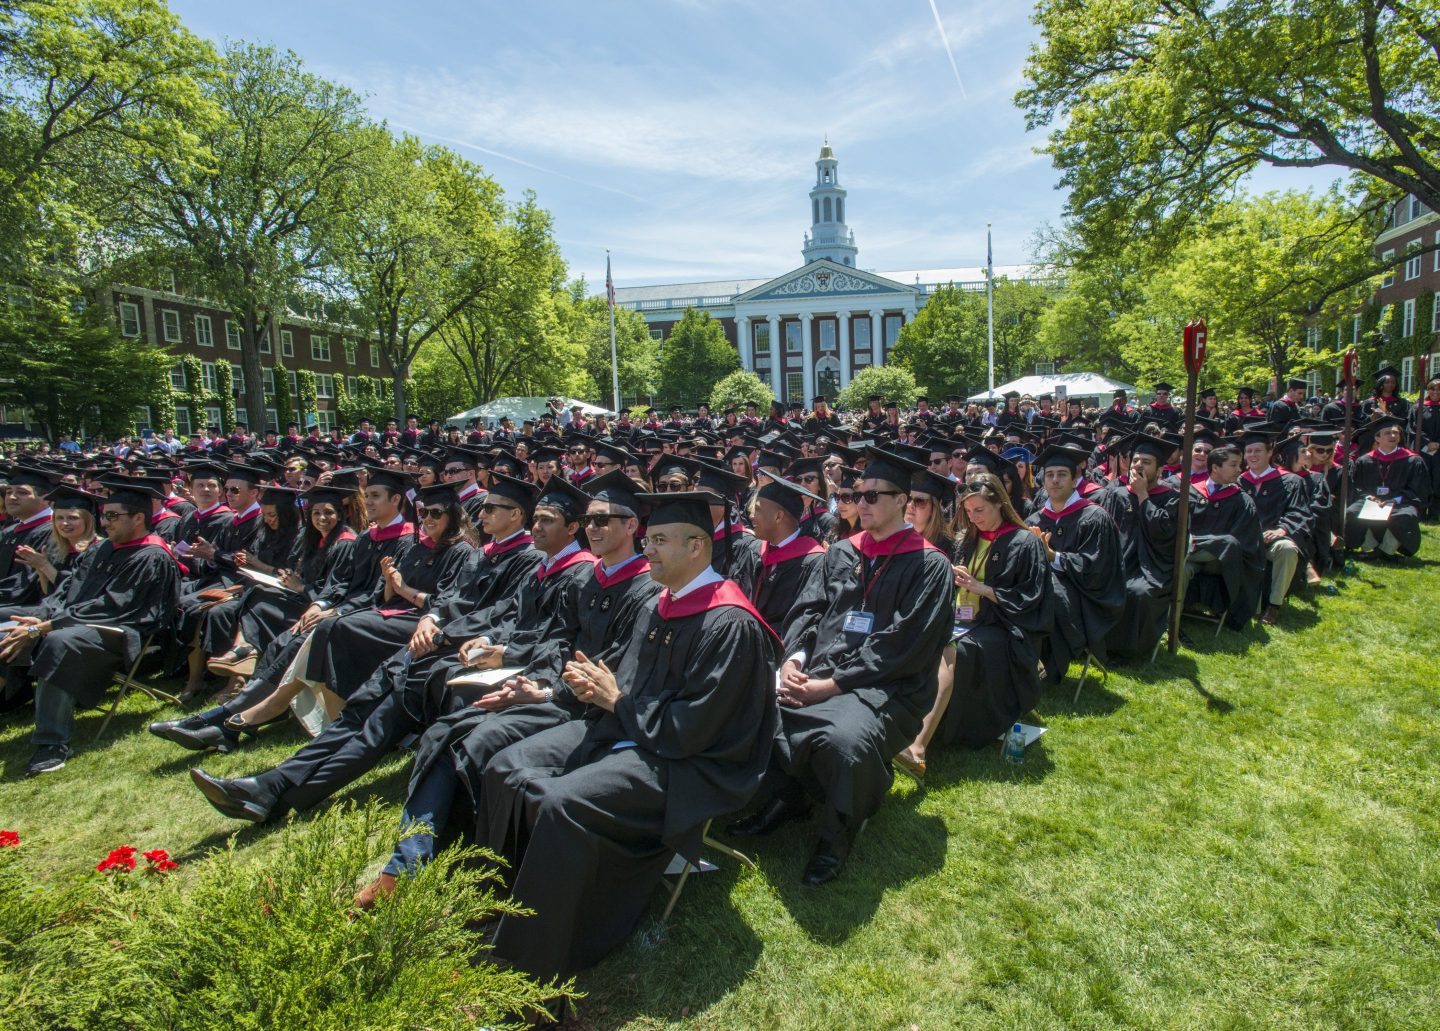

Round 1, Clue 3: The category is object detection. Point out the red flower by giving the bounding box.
[142,848,169,864]
[97,846,138,873]
[0,830,18,848]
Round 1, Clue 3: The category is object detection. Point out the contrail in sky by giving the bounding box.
[927,0,969,100]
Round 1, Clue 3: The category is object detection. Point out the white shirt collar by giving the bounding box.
[541,537,581,570]
[383,512,405,528]
[672,564,723,599]
[457,481,480,499]
[20,507,53,525]
[775,528,801,549]
[1043,490,1082,513]
[494,527,526,545]
[601,551,643,576]
[236,501,261,519]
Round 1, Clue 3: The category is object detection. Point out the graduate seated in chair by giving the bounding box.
[1237,428,1313,625]
[476,489,778,980]
[1344,416,1430,559]
[728,448,954,886]
[1184,446,1264,630]
[0,484,180,776]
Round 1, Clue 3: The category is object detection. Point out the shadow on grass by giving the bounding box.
[576,861,763,1029]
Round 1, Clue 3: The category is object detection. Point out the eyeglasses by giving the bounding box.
[834,491,857,504]
[654,480,689,492]
[795,473,821,484]
[592,459,617,470]
[909,496,933,507]
[856,489,906,505]
[951,451,968,459]
[641,534,705,549]
[479,502,520,514]
[583,513,626,528]
[223,486,247,494]
[929,457,948,466]
[417,505,449,519]
[100,510,136,522]
[442,466,470,475]
[567,448,588,456]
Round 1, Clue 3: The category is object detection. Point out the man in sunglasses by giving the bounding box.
[440,446,487,526]
[564,439,595,486]
[730,447,955,886]
[749,470,829,654]
[2,483,180,776]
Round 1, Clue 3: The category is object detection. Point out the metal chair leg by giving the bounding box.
[1072,652,1093,705]
[95,653,147,742]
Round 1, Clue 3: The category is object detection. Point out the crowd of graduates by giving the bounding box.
[1,367,1436,983]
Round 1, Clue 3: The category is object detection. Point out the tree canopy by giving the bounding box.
[836,365,918,411]
[890,280,1053,397]
[654,309,740,409]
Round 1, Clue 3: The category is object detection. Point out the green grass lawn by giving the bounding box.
[4,538,1439,1029]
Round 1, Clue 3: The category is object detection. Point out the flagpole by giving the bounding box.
[607,250,621,414]
[986,223,995,396]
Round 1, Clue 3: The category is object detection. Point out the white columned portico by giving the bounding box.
[765,314,780,392]
[837,310,851,389]
[735,314,751,371]
[800,312,815,405]
[869,309,883,368]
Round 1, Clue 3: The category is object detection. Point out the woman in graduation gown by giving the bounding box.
[207,486,361,673]
[933,474,1050,748]
[315,482,476,701]
[787,457,836,542]
[198,486,302,664]
[7,485,101,604]
[1343,416,1430,557]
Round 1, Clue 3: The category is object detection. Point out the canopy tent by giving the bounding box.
[446,396,610,429]
[967,372,1137,405]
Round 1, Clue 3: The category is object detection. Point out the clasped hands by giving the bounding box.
[562,650,620,711]
[0,616,45,661]
[776,659,838,708]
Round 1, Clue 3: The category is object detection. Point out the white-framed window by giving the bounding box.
[1381,249,1395,288]
[259,328,271,354]
[369,343,379,368]
[346,375,357,395]
[1306,369,1320,395]
[265,408,279,434]
[205,405,222,430]
[1305,326,1321,350]
[231,363,245,395]
[133,405,152,430]
[160,309,181,343]
[1401,356,1416,393]
[819,320,836,352]
[853,318,871,350]
[316,409,336,433]
[286,370,298,398]
[225,319,243,350]
[280,329,295,357]
[1402,297,1416,337]
[118,301,141,338]
[1434,230,1440,273]
[344,340,356,366]
[1405,240,1423,281]
[648,328,663,342]
[200,361,217,392]
[1353,315,1362,343]
[316,373,335,399]
[195,314,214,347]
[311,334,331,361]
[1433,292,1440,333]
[785,321,802,353]
[1410,195,1425,222]
[262,368,276,396]
[169,363,186,389]
[854,351,871,367]
[785,371,803,403]
[161,269,177,294]
[885,315,902,347]
[752,322,770,354]
[174,407,192,437]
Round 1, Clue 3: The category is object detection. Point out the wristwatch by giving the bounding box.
[26,624,43,640]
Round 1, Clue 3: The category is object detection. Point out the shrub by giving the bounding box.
[709,369,774,414]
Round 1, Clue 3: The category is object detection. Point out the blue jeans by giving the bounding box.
[382,761,459,877]
[32,680,75,750]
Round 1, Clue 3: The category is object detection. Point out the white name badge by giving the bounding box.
[957,605,975,622]
[842,610,875,635]
[1377,485,1391,496]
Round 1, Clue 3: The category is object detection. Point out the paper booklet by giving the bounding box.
[448,667,527,689]
[238,568,292,590]
[1359,497,1393,522]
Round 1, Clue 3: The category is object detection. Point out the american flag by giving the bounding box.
[606,252,615,308]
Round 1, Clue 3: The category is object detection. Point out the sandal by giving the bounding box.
[892,749,927,785]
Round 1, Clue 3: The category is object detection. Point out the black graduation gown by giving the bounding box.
[1344,449,1430,555]
[1141,403,1182,431]
[942,527,1051,746]
[1303,468,1334,570]
[480,584,778,980]
[174,508,263,647]
[1094,482,1181,660]
[1242,468,1314,552]
[0,512,54,607]
[1267,397,1303,431]
[1184,482,1264,628]
[199,523,301,654]
[1407,402,1440,515]
[150,508,184,544]
[173,503,234,584]
[235,530,357,657]
[752,536,829,657]
[711,525,762,594]
[29,536,180,709]
[317,537,475,698]
[1026,499,1124,682]
[1362,395,1411,422]
[409,557,664,851]
[777,531,954,827]
[796,503,835,543]
[1320,400,1364,428]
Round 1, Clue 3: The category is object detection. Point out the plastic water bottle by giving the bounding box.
[1003,723,1026,765]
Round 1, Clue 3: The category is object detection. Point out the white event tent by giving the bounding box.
[967,372,1137,405]
[446,396,610,429]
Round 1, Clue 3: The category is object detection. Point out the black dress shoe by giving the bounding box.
[148,711,215,739]
[725,795,810,837]
[190,768,274,822]
[154,720,238,753]
[801,837,847,886]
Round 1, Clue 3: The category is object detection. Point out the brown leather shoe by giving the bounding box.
[352,872,398,911]
[1261,604,1281,626]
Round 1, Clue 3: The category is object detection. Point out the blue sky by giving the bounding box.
[169,0,1343,289]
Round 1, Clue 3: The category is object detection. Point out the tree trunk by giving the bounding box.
[242,305,268,432]
[392,363,410,422]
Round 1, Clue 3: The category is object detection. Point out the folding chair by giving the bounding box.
[95,632,179,741]
[660,818,758,924]
[1071,648,1108,704]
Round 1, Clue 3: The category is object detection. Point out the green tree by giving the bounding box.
[0,279,171,439]
[655,308,739,408]
[1019,0,1440,272]
[836,365,918,412]
[180,353,206,434]
[890,286,987,398]
[119,43,377,433]
[296,368,316,429]
[561,282,658,406]
[0,0,217,271]
[272,357,293,430]
[709,370,774,413]
[214,360,234,432]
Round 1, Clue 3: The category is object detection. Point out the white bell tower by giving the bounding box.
[802,139,858,267]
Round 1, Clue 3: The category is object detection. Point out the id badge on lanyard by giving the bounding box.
[843,610,875,635]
